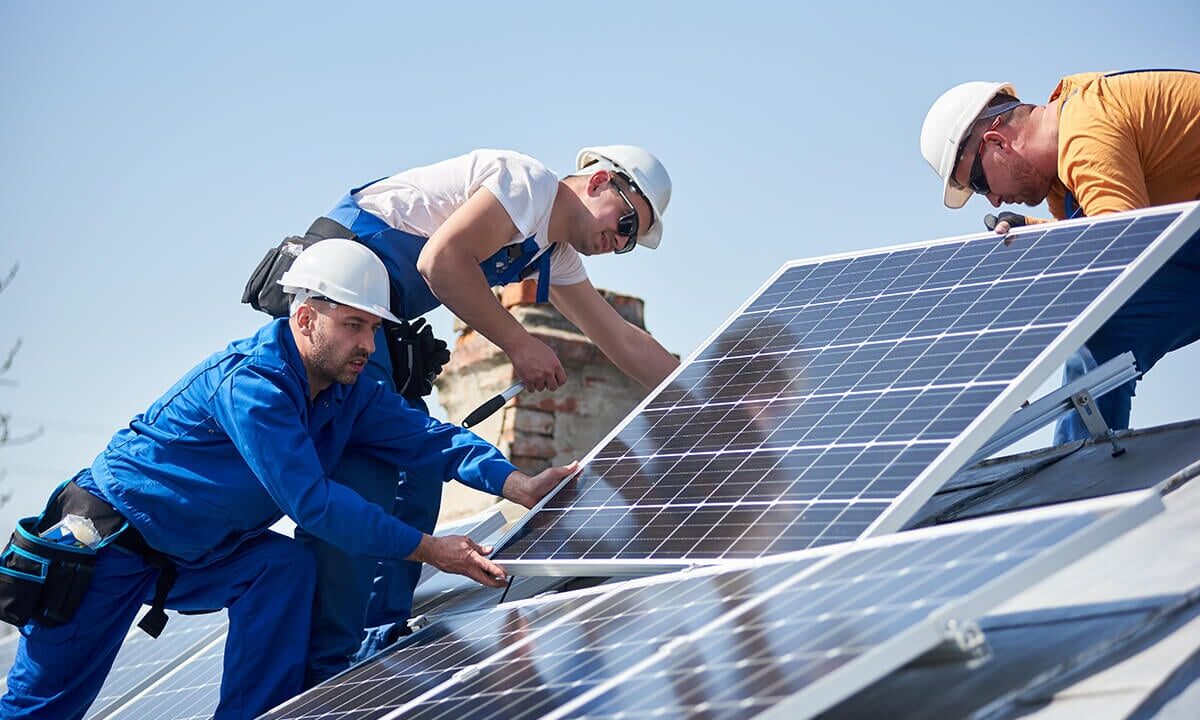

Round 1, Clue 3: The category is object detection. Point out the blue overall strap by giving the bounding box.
[328,186,558,316]
[536,246,553,303]
[1064,191,1084,219]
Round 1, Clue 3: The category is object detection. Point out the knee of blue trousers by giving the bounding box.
[363,470,445,629]
[218,536,316,719]
[0,548,155,720]
[300,449,400,687]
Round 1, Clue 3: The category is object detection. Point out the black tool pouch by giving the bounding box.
[0,481,128,628]
[241,217,359,317]
[0,516,98,627]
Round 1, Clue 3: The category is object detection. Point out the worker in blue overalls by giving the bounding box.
[0,240,576,720]
[920,71,1200,444]
[255,146,680,685]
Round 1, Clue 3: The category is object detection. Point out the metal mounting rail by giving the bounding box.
[967,352,1136,465]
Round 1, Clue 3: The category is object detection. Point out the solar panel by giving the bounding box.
[492,204,1200,574]
[104,631,227,720]
[261,591,601,720]
[85,610,227,719]
[0,633,17,694]
[260,491,1161,720]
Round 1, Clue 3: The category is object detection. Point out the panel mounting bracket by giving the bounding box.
[967,352,1136,465]
[910,619,991,667]
[1069,389,1126,457]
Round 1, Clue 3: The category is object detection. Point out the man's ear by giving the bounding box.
[294,303,317,336]
[586,169,611,194]
[981,128,1009,151]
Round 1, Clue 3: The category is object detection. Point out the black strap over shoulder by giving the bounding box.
[242,217,359,318]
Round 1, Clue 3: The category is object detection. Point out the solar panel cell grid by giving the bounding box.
[493,210,1191,568]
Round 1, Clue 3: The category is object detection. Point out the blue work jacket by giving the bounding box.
[81,319,515,568]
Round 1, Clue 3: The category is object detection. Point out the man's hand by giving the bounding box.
[984,211,1029,245]
[508,336,567,392]
[503,461,580,508]
[407,534,508,588]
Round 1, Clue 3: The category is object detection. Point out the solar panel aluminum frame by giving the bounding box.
[491,202,1200,577]
[377,491,1161,720]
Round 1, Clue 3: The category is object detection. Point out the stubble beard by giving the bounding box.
[310,324,368,386]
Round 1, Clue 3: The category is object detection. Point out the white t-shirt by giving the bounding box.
[351,149,588,286]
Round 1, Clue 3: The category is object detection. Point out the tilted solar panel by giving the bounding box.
[491,204,1200,574]
[260,492,1160,720]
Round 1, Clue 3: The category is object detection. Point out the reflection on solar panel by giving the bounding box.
[85,610,226,719]
[261,593,597,720]
[493,205,1200,573]
[261,492,1160,720]
[105,631,226,720]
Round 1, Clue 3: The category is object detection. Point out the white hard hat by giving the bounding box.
[920,81,1017,209]
[574,145,672,249]
[278,239,401,323]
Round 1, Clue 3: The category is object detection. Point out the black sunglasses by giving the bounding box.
[611,180,640,254]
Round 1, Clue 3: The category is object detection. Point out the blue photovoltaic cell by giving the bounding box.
[494,211,1184,565]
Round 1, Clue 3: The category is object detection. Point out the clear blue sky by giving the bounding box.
[2,1,1197,527]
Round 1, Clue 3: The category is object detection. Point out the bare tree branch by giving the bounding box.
[2,262,35,508]
[0,264,16,294]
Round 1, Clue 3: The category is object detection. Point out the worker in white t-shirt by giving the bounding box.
[274,146,678,685]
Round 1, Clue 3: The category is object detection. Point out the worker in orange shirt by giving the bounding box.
[920,69,1200,443]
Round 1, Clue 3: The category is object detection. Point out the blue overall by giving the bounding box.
[0,320,515,718]
[301,189,553,684]
[1054,197,1200,443]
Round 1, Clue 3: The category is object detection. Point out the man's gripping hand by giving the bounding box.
[984,211,1029,243]
[408,534,508,588]
[508,336,567,392]
[502,461,580,509]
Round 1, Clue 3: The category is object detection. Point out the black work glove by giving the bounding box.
[983,211,1029,232]
[385,318,451,401]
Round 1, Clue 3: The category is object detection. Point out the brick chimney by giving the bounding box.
[435,278,664,521]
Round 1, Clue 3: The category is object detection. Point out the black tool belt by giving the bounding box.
[0,480,178,638]
[242,217,359,318]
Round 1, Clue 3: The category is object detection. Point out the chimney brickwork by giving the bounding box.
[434,278,663,522]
